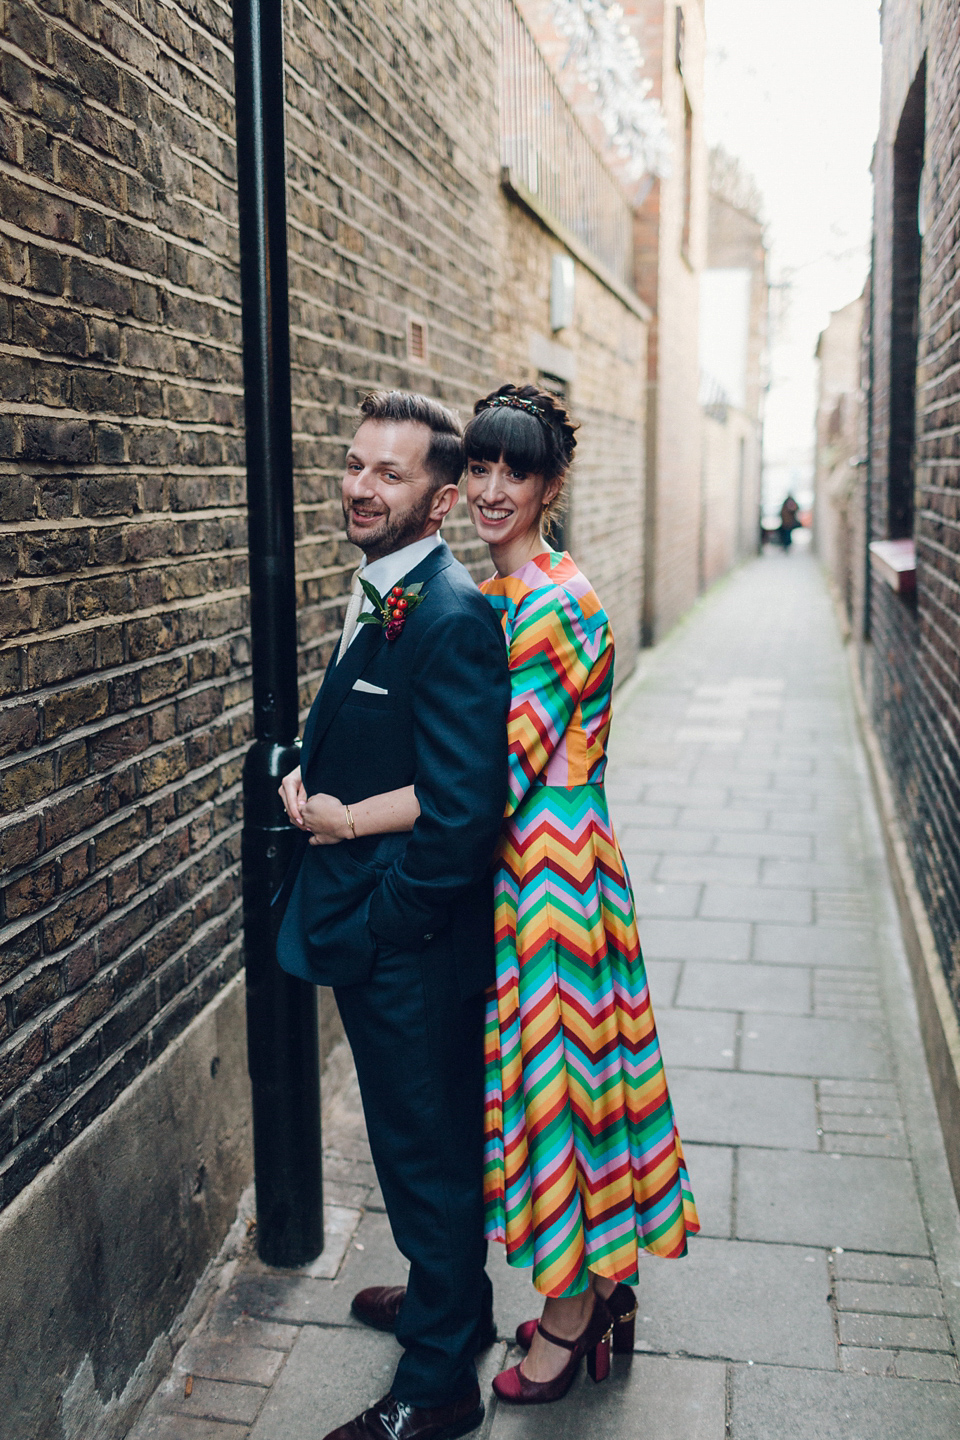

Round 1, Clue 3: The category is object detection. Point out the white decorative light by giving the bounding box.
[549,0,670,181]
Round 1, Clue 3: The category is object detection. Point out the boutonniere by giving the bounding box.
[357,578,426,640]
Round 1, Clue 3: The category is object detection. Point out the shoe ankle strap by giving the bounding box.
[535,1321,579,1351]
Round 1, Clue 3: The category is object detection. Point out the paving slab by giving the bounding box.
[676,961,811,1014]
[714,830,813,859]
[836,1313,953,1351]
[730,1365,960,1439]
[655,1008,737,1071]
[736,1149,930,1253]
[700,883,812,924]
[639,918,751,961]
[608,803,681,829]
[486,1355,726,1440]
[761,859,868,889]
[619,826,713,854]
[679,808,771,832]
[753,923,876,967]
[634,1238,835,1368]
[667,1070,818,1150]
[832,1252,938,1286]
[174,1338,286,1386]
[631,881,702,918]
[658,855,761,886]
[738,1015,889,1080]
[153,1374,266,1425]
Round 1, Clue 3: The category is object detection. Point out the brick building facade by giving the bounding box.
[517,0,709,645]
[852,0,960,1199]
[0,1,650,1433]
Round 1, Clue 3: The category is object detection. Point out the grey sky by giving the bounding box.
[704,0,882,507]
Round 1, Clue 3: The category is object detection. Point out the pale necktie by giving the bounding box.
[336,568,365,663]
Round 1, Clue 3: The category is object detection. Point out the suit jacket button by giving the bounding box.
[424,933,433,941]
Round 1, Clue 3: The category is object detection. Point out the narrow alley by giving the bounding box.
[129,549,960,1440]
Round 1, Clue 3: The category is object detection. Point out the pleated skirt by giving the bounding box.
[482,783,700,1298]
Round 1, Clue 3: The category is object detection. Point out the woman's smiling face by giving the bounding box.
[466,455,560,549]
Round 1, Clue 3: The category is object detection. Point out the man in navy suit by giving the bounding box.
[276,392,510,1440]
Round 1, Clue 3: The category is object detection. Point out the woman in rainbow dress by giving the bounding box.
[464,384,698,1406]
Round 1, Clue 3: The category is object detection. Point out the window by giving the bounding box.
[887,61,925,539]
[406,316,428,365]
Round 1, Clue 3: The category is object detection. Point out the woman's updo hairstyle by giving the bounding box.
[463,383,578,536]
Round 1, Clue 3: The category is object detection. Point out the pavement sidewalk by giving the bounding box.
[128,549,960,1439]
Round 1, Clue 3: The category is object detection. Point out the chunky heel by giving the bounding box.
[587,1333,611,1382]
[613,1309,636,1353]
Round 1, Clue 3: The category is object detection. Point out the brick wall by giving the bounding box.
[866,0,960,1012]
[0,0,250,1211]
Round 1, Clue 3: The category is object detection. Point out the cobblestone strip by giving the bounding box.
[829,1251,959,1382]
[817,1080,908,1159]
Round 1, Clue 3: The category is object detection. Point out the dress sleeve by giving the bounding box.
[503,585,591,816]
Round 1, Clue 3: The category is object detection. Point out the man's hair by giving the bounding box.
[358,390,464,489]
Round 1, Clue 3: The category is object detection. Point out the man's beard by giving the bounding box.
[344,488,436,560]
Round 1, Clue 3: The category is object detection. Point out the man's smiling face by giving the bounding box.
[341,419,446,561]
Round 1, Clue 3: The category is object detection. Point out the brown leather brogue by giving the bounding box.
[321,1388,484,1440]
[350,1286,497,1351]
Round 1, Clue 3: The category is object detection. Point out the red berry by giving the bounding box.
[397,598,408,610]
[390,587,402,598]
[392,607,403,619]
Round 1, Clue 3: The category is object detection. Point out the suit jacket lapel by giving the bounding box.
[300,540,455,778]
[302,620,386,777]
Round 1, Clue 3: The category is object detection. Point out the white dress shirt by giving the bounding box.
[342,532,442,653]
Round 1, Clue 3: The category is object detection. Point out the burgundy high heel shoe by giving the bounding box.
[515,1281,637,1355]
[493,1296,613,1404]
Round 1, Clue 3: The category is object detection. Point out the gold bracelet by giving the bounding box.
[343,803,357,839]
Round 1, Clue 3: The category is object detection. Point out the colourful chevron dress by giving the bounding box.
[481,550,699,1299]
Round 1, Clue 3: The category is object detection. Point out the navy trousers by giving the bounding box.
[335,946,492,1408]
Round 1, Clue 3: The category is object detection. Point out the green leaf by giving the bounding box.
[359,576,386,611]
[404,582,423,596]
[356,612,381,625]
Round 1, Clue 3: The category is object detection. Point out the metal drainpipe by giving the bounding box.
[231,0,323,1266]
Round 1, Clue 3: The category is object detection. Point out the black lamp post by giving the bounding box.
[232,0,323,1266]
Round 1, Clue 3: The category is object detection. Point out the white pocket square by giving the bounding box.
[353,678,389,695]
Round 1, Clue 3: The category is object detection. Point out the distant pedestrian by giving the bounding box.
[779,493,801,548]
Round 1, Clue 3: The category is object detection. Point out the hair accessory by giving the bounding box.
[486,395,544,418]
